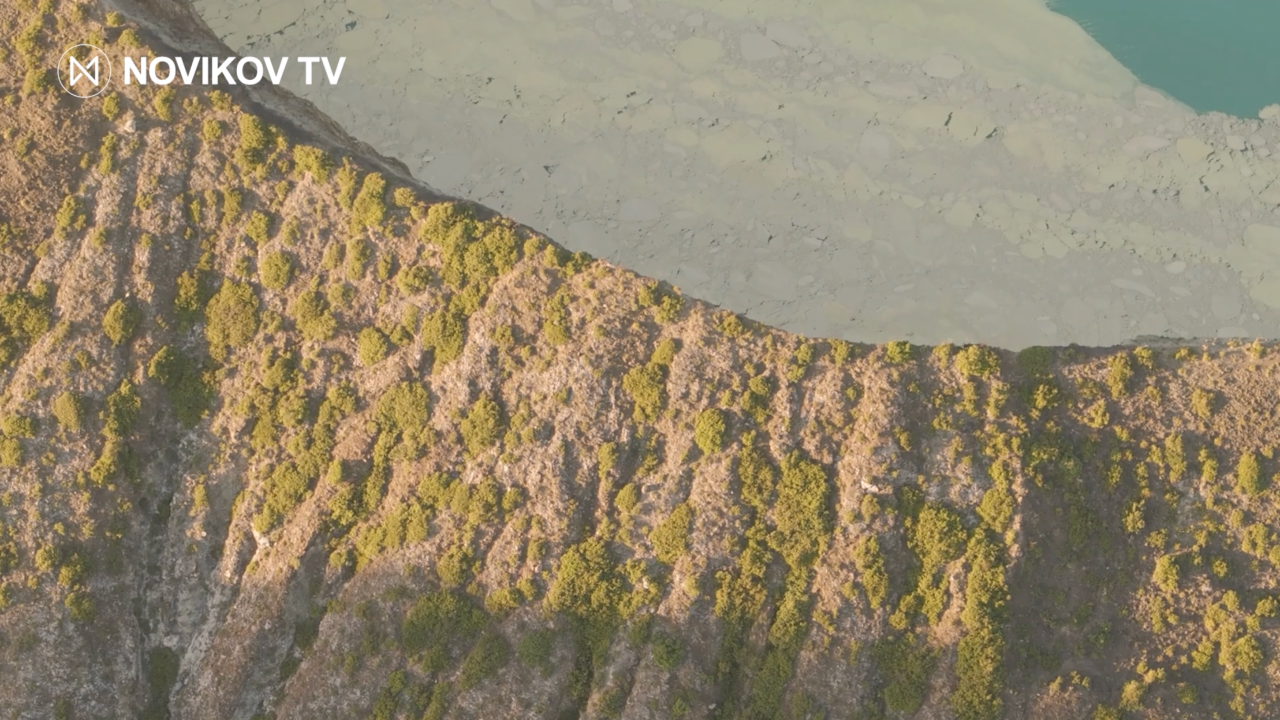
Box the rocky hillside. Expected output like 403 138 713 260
3 2 1280 720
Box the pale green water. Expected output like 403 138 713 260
1048 0 1280 117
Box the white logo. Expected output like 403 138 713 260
58 44 112 98
70 56 99 87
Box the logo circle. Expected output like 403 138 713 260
57 44 112 99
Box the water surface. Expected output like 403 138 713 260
1050 0 1280 117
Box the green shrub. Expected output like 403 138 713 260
716 311 746 338
825 340 852 368
54 195 87 236
97 133 118 174
852 535 889 609
65 590 95 622
516 628 555 673
785 342 814 381
650 338 678 366
1106 353 1134 399
0 438 23 467
357 327 390 367
693 408 726 455
649 502 693 564
201 118 221 142
393 187 416 207
1014 347 1053 379
636 281 660 308
208 90 232 110
220 187 243 228
345 236 373 281
244 210 272 247
117 28 141 48
173 269 211 328
542 290 572 346
460 395 504 457
22 68 51 96
152 87 176 121
292 145 332 182
335 162 359 210
622 362 666 423
234 113 272 170
326 282 354 310
253 461 311 533
102 298 141 345
872 634 935 714
484 587 522 615
204 281 259 361
884 341 914 365
597 442 619 478
1164 433 1186 482
288 289 337 341
950 531 1007 720
1190 388 1214 420
396 265 431 296
99 91 122 120
655 294 683 324
457 632 509 690
910 503 966 576
147 346 215 426
955 346 1000 378
1152 554 1179 593
614 484 640 514
0 222 18 250
0 286 53 367
401 590 486 658
52 392 83 433
350 172 388 231
976 476 1013 533
651 632 684 671
259 251 294 290
545 538 624 621
421 305 466 369
739 374 773 425
1257 596 1279 618
102 379 141 440
0 414 35 439
1090 706 1120 720
1236 451 1267 496
375 381 430 439
769 452 832 567
1222 635 1264 676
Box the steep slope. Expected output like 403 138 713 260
2 3 1280 720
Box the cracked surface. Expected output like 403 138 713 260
196 0 1280 348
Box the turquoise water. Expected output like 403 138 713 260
1048 0 1280 117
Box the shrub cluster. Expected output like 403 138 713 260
147 346 215 426
649 502 693 564
102 298 141 346
288 287 337 341
357 327 390 367
0 287 53 366
259 251 294 290
51 391 83 433
460 395 504 458
204 281 260 362
693 408 726 456
622 341 678 423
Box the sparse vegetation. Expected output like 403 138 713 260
6 18 1280 720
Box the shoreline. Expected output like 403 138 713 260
195 0 1280 349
